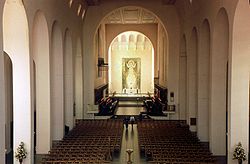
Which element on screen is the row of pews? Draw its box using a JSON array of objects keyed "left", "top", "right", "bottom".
[
  {"left": 42, "top": 119, "right": 123, "bottom": 164},
  {"left": 143, "top": 96, "right": 164, "bottom": 115},
  {"left": 138, "top": 120, "right": 216, "bottom": 164},
  {"left": 97, "top": 97, "right": 118, "bottom": 116}
]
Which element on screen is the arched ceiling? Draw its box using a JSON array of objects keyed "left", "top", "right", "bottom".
[
  {"left": 104, "top": 7, "right": 158, "bottom": 24},
  {"left": 86, "top": 0, "right": 176, "bottom": 6}
]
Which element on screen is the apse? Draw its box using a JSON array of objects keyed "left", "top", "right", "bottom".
[{"left": 108, "top": 31, "right": 154, "bottom": 95}]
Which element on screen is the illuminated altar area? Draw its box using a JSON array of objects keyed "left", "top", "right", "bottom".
[{"left": 108, "top": 31, "right": 154, "bottom": 95}]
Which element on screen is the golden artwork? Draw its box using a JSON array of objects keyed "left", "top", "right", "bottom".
[{"left": 122, "top": 58, "right": 141, "bottom": 93}]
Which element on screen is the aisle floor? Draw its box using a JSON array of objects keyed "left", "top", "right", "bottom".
[{"left": 112, "top": 124, "right": 147, "bottom": 164}]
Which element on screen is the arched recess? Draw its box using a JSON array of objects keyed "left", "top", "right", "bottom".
[
  {"left": 179, "top": 35, "right": 187, "bottom": 120},
  {"left": 32, "top": 10, "right": 50, "bottom": 154},
  {"left": 4, "top": 52, "right": 13, "bottom": 159},
  {"left": 229, "top": 0, "right": 250, "bottom": 162},
  {"left": 63, "top": 29, "right": 74, "bottom": 130},
  {"left": 158, "top": 24, "right": 169, "bottom": 86},
  {"left": 187, "top": 27, "right": 198, "bottom": 132},
  {"left": 82, "top": 4, "right": 175, "bottom": 117},
  {"left": 108, "top": 31, "right": 154, "bottom": 94},
  {"left": 210, "top": 8, "right": 229, "bottom": 156},
  {"left": 197, "top": 19, "right": 210, "bottom": 142},
  {"left": 74, "top": 38, "right": 83, "bottom": 119},
  {"left": 3, "top": 0, "right": 33, "bottom": 163},
  {"left": 51, "top": 22, "right": 64, "bottom": 140}
]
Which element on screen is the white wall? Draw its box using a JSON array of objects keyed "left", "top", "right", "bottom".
[
  {"left": 210, "top": 8, "right": 228, "bottom": 156},
  {"left": 179, "top": 36, "right": 187, "bottom": 120},
  {"left": 229, "top": 0, "right": 250, "bottom": 163},
  {"left": 175, "top": 0, "right": 241, "bottom": 159},
  {"left": 158, "top": 24, "right": 168, "bottom": 87},
  {"left": 32, "top": 11, "right": 51, "bottom": 154},
  {"left": 64, "top": 30, "right": 74, "bottom": 130},
  {"left": 3, "top": 1, "right": 33, "bottom": 163},
  {"left": 4, "top": 53, "right": 12, "bottom": 154},
  {"left": 0, "top": 2, "right": 5, "bottom": 163},
  {"left": 187, "top": 28, "right": 198, "bottom": 131},
  {"left": 197, "top": 20, "right": 210, "bottom": 142},
  {"left": 51, "top": 22, "right": 64, "bottom": 141},
  {"left": 74, "top": 38, "right": 83, "bottom": 119}
]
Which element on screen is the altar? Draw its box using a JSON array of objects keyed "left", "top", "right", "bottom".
[{"left": 123, "top": 88, "right": 140, "bottom": 94}]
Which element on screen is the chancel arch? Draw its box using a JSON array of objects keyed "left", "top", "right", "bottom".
[
  {"left": 32, "top": 10, "right": 51, "bottom": 154},
  {"left": 3, "top": 0, "right": 33, "bottom": 163},
  {"left": 83, "top": 3, "right": 174, "bottom": 118}
]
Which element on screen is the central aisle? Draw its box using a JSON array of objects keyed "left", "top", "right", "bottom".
[
  {"left": 112, "top": 124, "right": 147, "bottom": 164},
  {"left": 115, "top": 100, "right": 146, "bottom": 116}
]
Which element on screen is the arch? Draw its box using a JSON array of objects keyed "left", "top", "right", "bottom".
[
  {"left": 137, "top": 35, "right": 144, "bottom": 42},
  {"left": 187, "top": 27, "right": 198, "bottom": 131},
  {"left": 179, "top": 35, "right": 187, "bottom": 120},
  {"left": 81, "top": 9, "right": 86, "bottom": 20},
  {"left": 3, "top": 0, "right": 33, "bottom": 163},
  {"left": 3, "top": 52, "right": 13, "bottom": 159},
  {"left": 63, "top": 29, "right": 74, "bottom": 130},
  {"left": 77, "top": 4, "right": 82, "bottom": 16},
  {"left": 105, "top": 25, "right": 158, "bottom": 54},
  {"left": 108, "top": 31, "right": 154, "bottom": 94},
  {"left": 229, "top": 0, "right": 250, "bottom": 162},
  {"left": 97, "top": 6, "right": 169, "bottom": 41},
  {"left": 129, "top": 34, "right": 135, "bottom": 42},
  {"left": 210, "top": 8, "right": 229, "bottom": 156},
  {"left": 69, "top": 0, "right": 74, "bottom": 8},
  {"left": 51, "top": 21, "right": 64, "bottom": 140},
  {"left": 158, "top": 23, "right": 169, "bottom": 86},
  {"left": 82, "top": 3, "right": 176, "bottom": 114},
  {"left": 74, "top": 38, "right": 83, "bottom": 119},
  {"left": 197, "top": 19, "right": 210, "bottom": 142},
  {"left": 32, "top": 10, "right": 50, "bottom": 154}
]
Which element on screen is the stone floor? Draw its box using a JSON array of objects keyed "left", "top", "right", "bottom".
[
  {"left": 112, "top": 124, "right": 147, "bottom": 164},
  {"left": 115, "top": 106, "right": 144, "bottom": 115},
  {"left": 115, "top": 100, "right": 146, "bottom": 116}
]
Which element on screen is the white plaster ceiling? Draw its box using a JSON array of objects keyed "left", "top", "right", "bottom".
[{"left": 104, "top": 7, "right": 158, "bottom": 24}]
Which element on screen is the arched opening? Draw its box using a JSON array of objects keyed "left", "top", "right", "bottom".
[
  {"left": 51, "top": 22, "right": 64, "bottom": 140},
  {"left": 158, "top": 24, "right": 168, "bottom": 87},
  {"left": 83, "top": 5, "right": 171, "bottom": 118},
  {"left": 32, "top": 10, "right": 50, "bottom": 154},
  {"left": 210, "top": 8, "right": 229, "bottom": 156},
  {"left": 108, "top": 31, "right": 154, "bottom": 95},
  {"left": 229, "top": 0, "right": 250, "bottom": 162},
  {"left": 4, "top": 52, "right": 13, "bottom": 164},
  {"left": 32, "top": 60, "right": 36, "bottom": 161},
  {"left": 187, "top": 27, "right": 198, "bottom": 132},
  {"left": 3, "top": 0, "right": 33, "bottom": 163},
  {"left": 179, "top": 35, "right": 187, "bottom": 120},
  {"left": 64, "top": 29, "right": 74, "bottom": 132},
  {"left": 197, "top": 19, "right": 210, "bottom": 142},
  {"left": 74, "top": 38, "right": 83, "bottom": 119}
]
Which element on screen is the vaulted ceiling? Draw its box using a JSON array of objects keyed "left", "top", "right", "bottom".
[
  {"left": 87, "top": 0, "right": 176, "bottom": 24},
  {"left": 85, "top": 0, "right": 176, "bottom": 6},
  {"left": 104, "top": 7, "right": 158, "bottom": 24}
]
